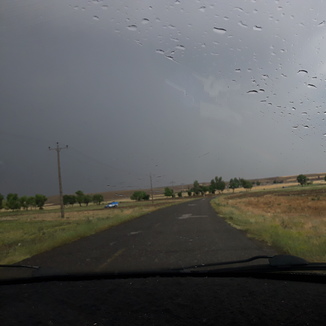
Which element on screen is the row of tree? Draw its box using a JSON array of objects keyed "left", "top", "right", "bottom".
[
  {"left": 160, "top": 176, "right": 254, "bottom": 199},
  {"left": 63, "top": 190, "right": 104, "bottom": 207},
  {"left": 0, "top": 193, "right": 48, "bottom": 211}
]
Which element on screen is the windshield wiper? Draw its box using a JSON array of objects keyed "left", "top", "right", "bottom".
[
  {"left": 176, "top": 254, "right": 309, "bottom": 271},
  {"left": 1, "top": 255, "right": 325, "bottom": 285},
  {"left": 0, "top": 264, "right": 40, "bottom": 270}
]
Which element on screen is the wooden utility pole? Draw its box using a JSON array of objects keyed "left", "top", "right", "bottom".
[{"left": 49, "top": 142, "right": 68, "bottom": 218}]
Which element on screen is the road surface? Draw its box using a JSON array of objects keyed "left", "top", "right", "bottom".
[{"left": 20, "top": 198, "right": 276, "bottom": 273}]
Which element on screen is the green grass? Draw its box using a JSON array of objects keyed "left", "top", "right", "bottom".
[
  {"left": 0, "top": 199, "right": 195, "bottom": 265},
  {"left": 211, "top": 196, "right": 326, "bottom": 262}
]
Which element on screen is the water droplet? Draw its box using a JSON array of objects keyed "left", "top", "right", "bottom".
[
  {"left": 253, "top": 25, "right": 262, "bottom": 31},
  {"left": 292, "top": 126, "right": 299, "bottom": 129},
  {"left": 302, "top": 112, "right": 308, "bottom": 115},
  {"left": 102, "top": 5, "right": 108, "bottom": 10},
  {"left": 235, "top": 68, "right": 241, "bottom": 72},
  {"left": 303, "top": 125, "right": 309, "bottom": 129},
  {"left": 318, "top": 20, "right": 326, "bottom": 27},
  {"left": 259, "top": 88, "right": 265, "bottom": 92},
  {"left": 142, "top": 18, "right": 150, "bottom": 24},
  {"left": 176, "top": 45, "right": 185, "bottom": 50},
  {"left": 307, "top": 84, "right": 317, "bottom": 88},
  {"left": 323, "top": 133, "right": 326, "bottom": 136},
  {"left": 297, "top": 69, "right": 308, "bottom": 74},
  {"left": 165, "top": 55, "right": 175, "bottom": 62},
  {"left": 199, "top": 6, "right": 206, "bottom": 12},
  {"left": 127, "top": 25, "right": 138, "bottom": 31},
  {"left": 213, "top": 27, "right": 227, "bottom": 34},
  {"left": 281, "top": 73, "right": 287, "bottom": 78},
  {"left": 156, "top": 49, "right": 164, "bottom": 54},
  {"left": 292, "top": 107, "right": 296, "bottom": 111},
  {"left": 93, "top": 16, "right": 100, "bottom": 21},
  {"left": 247, "top": 90, "right": 258, "bottom": 94},
  {"left": 262, "top": 74, "right": 269, "bottom": 79},
  {"left": 238, "top": 21, "right": 248, "bottom": 28}
]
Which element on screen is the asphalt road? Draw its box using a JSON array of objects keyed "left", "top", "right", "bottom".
[{"left": 18, "top": 198, "right": 276, "bottom": 274}]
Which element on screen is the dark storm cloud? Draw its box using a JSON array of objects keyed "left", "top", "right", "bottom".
[{"left": 2, "top": 0, "right": 326, "bottom": 196}]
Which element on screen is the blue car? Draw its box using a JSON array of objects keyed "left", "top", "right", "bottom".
[{"left": 104, "top": 201, "right": 119, "bottom": 208}]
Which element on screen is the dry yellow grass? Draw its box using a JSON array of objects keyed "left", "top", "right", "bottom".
[{"left": 212, "top": 186, "right": 326, "bottom": 261}]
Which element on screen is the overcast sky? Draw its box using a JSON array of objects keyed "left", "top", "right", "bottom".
[{"left": 2, "top": 0, "right": 326, "bottom": 196}]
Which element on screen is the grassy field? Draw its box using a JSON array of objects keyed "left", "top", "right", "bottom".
[
  {"left": 0, "top": 198, "right": 194, "bottom": 265},
  {"left": 211, "top": 185, "right": 326, "bottom": 262}
]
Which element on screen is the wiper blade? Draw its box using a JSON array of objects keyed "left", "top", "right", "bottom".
[
  {"left": 0, "top": 255, "right": 325, "bottom": 285},
  {"left": 177, "top": 255, "right": 308, "bottom": 271},
  {"left": 0, "top": 264, "right": 40, "bottom": 270}
]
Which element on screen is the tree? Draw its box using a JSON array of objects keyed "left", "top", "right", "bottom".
[
  {"left": 164, "top": 187, "right": 174, "bottom": 198},
  {"left": 209, "top": 179, "right": 216, "bottom": 194},
  {"left": 34, "top": 194, "right": 47, "bottom": 210},
  {"left": 130, "top": 191, "right": 150, "bottom": 201},
  {"left": 229, "top": 178, "right": 240, "bottom": 192},
  {"left": 19, "top": 196, "right": 29, "bottom": 210},
  {"left": 297, "top": 174, "right": 307, "bottom": 186},
  {"left": 215, "top": 177, "right": 226, "bottom": 193},
  {"left": 93, "top": 194, "right": 104, "bottom": 205},
  {"left": 63, "top": 195, "right": 76, "bottom": 207},
  {"left": 63, "top": 195, "right": 71, "bottom": 206},
  {"left": 6, "top": 193, "right": 21, "bottom": 210},
  {"left": 192, "top": 180, "right": 201, "bottom": 195},
  {"left": 187, "top": 190, "right": 192, "bottom": 197},
  {"left": 75, "top": 190, "right": 85, "bottom": 206},
  {"left": 26, "top": 196, "right": 36, "bottom": 210},
  {"left": 0, "top": 193, "right": 4, "bottom": 209},
  {"left": 241, "top": 179, "right": 253, "bottom": 190},
  {"left": 177, "top": 191, "right": 182, "bottom": 198},
  {"left": 83, "top": 194, "right": 92, "bottom": 206}
]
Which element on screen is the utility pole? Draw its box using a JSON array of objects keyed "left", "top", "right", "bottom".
[
  {"left": 49, "top": 142, "right": 68, "bottom": 218},
  {"left": 150, "top": 173, "right": 154, "bottom": 204}
]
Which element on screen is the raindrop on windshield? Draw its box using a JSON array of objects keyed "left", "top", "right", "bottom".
[
  {"left": 307, "top": 84, "right": 317, "bottom": 88},
  {"left": 235, "top": 68, "right": 241, "bottom": 72},
  {"left": 142, "top": 18, "right": 150, "bottom": 24},
  {"left": 238, "top": 21, "right": 248, "bottom": 28},
  {"left": 247, "top": 90, "right": 258, "bottom": 94},
  {"left": 303, "top": 125, "right": 309, "bottom": 129},
  {"left": 93, "top": 16, "right": 100, "bottom": 21},
  {"left": 253, "top": 25, "right": 262, "bottom": 31},
  {"left": 213, "top": 27, "right": 227, "bottom": 34},
  {"left": 127, "top": 25, "right": 138, "bottom": 31},
  {"left": 156, "top": 49, "right": 164, "bottom": 54},
  {"left": 297, "top": 69, "right": 308, "bottom": 74},
  {"left": 199, "top": 6, "right": 206, "bottom": 12},
  {"left": 176, "top": 45, "right": 185, "bottom": 50}
]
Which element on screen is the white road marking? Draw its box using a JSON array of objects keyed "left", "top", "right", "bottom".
[
  {"left": 97, "top": 248, "right": 125, "bottom": 271},
  {"left": 178, "top": 214, "right": 208, "bottom": 219},
  {"left": 129, "top": 231, "right": 142, "bottom": 235}
]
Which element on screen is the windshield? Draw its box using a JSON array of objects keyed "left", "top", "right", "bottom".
[{"left": 1, "top": 0, "right": 326, "bottom": 276}]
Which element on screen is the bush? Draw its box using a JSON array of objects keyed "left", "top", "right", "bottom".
[{"left": 130, "top": 191, "right": 150, "bottom": 201}]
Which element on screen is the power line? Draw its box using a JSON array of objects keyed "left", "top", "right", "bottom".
[{"left": 49, "top": 142, "right": 68, "bottom": 218}]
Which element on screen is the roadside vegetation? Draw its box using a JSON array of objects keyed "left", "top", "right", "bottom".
[
  {"left": 0, "top": 198, "right": 194, "bottom": 265},
  {"left": 211, "top": 184, "right": 326, "bottom": 262}
]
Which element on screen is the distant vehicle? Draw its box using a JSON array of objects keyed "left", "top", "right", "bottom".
[{"left": 104, "top": 201, "right": 119, "bottom": 208}]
